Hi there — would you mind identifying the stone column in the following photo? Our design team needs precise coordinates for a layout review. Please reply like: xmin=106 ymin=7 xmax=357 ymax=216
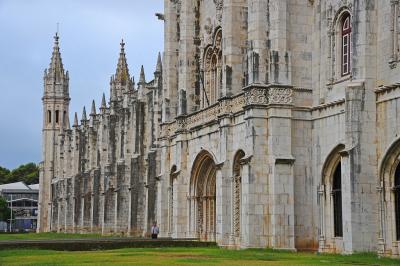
xmin=377 ymin=183 xmax=385 ymax=255
xmin=265 ymin=85 xmax=295 ymax=250
xmin=100 ymin=192 xmax=105 ymax=235
xmin=128 ymin=186 xmax=132 ymax=235
xmin=215 ymin=162 xmax=230 ymax=245
xmin=178 ymin=0 xmax=196 ymax=114
xmin=81 ymin=196 xmax=85 ymax=233
xmin=247 ymin=0 xmax=269 ymax=84
xmin=318 ymin=184 xmax=326 ymax=252
xmin=57 ymin=199 xmax=61 ymax=232
xmin=114 ymin=191 xmax=118 ymax=233
xmin=64 ymin=198 xmax=68 ymax=232
xmin=163 ymin=0 xmax=179 ymax=120
xmin=269 ymin=0 xmax=291 ymax=84
xmin=90 ymin=192 xmax=94 ymax=233
xmin=222 ymin=0 xmax=248 ymax=96
xmin=240 ymin=160 xmax=252 ymax=247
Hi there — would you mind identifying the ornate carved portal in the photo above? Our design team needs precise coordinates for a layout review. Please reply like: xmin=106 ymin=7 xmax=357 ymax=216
xmin=202 ymin=28 xmax=222 ymax=108
xmin=232 ymin=150 xmax=245 ymax=242
xmin=189 ymin=151 xmax=217 ymax=241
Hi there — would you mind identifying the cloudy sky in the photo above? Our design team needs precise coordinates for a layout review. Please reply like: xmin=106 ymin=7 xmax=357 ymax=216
xmin=0 ymin=0 xmax=164 ymax=169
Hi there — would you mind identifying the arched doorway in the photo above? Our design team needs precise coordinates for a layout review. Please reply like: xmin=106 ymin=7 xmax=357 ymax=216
xmin=379 ymin=138 xmax=400 ymax=254
xmin=189 ymin=151 xmax=217 ymax=241
xmin=319 ymin=144 xmax=345 ymax=252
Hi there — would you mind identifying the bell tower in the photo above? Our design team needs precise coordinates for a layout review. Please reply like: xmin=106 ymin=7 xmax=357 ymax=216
xmin=38 ymin=33 xmax=70 ymax=232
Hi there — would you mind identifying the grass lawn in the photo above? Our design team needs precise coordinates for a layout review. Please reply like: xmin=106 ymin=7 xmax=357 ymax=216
xmin=0 ymin=232 xmax=109 ymax=241
xmin=0 ymin=247 xmax=399 ymax=266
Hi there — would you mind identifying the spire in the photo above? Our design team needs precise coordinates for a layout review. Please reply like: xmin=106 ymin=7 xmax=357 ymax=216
xmin=81 ymin=106 xmax=87 ymax=121
xmin=48 ymin=32 xmax=65 ymax=80
xmin=115 ymin=39 xmax=131 ymax=85
xmin=101 ymin=93 xmax=107 ymax=109
xmin=90 ymin=100 xmax=96 ymax=116
xmin=73 ymin=112 xmax=79 ymax=127
xmin=139 ymin=65 xmax=146 ymax=84
xmin=155 ymin=52 xmax=162 ymax=74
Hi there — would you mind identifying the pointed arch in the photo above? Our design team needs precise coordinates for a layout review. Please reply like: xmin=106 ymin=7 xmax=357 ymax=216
xmin=321 ymin=144 xmax=345 ymax=185
xmin=189 ymin=150 xmax=217 ymax=241
xmin=379 ymin=137 xmax=400 ymax=247
xmin=319 ymin=144 xmax=345 ymax=251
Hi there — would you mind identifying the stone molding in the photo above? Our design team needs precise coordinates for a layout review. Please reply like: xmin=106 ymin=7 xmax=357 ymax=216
xmin=375 ymin=83 xmax=400 ymax=104
xmin=160 ymin=85 xmax=294 ymax=138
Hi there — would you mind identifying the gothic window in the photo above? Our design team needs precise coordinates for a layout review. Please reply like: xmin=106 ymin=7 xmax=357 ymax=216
xmin=341 ymin=14 xmax=351 ymax=76
xmin=47 ymin=110 xmax=51 ymax=124
xmin=202 ymin=29 xmax=222 ymax=108
xmin=332 ymin=163 xmax=343 ymax=237
xmin=56 ymin=110 xmax=60 ymax=124
xmin=395 ymin=164 xmax=400 ymax=240
xmin=327 ymin=9 xmax=352 ymax=83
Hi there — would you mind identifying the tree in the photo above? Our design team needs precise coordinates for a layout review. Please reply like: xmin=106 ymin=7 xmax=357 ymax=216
xmin=0 ymin=166 xmax=10 ymax=185
xmin=8 ymin=163 xmax=39 ymax=184
xmin=0 ymin=163 xmax=39 ymax=185
xmin=0 ymin=196 xmax=11 ymax=222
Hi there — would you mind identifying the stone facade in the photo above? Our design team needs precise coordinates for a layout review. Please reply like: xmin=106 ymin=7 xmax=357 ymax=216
xmin=38 ymin=0 xmax=400 ymax=256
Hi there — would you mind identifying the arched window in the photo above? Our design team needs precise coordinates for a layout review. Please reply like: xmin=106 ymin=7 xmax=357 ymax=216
xmin=341 ymin=14 xmax=351 ymax=76
xmin=332 ymin=163 xmax=343 ymax=237
xmin=395 ymin=164 xmax=400 ymax=240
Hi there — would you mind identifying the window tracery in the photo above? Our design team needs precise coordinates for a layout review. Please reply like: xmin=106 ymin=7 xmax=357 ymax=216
xmin=202 ymin=28 xmax=222 ymax=108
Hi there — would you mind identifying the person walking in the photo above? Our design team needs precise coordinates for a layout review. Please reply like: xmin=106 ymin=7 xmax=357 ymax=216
xmin=151 ymin=222 xmax=159 ymax=239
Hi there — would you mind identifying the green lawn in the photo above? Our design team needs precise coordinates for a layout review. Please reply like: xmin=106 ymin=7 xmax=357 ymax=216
xmin=0 ymin=232 xmax=108 ymax=241
xmin=0 ymin=247 xmax=399 ymax=266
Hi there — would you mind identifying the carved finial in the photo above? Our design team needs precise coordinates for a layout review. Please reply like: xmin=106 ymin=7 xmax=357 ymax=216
xmin=115 ymin=40 xmax=130 ymax=85
xmin=48 ymin=32 xmax=65 ymax=80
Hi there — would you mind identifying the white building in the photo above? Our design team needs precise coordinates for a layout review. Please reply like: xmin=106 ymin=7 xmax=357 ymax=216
xmin=0 ymin=182 xmax=39 ymax=232
xmin=38 ymin=0 xmax=400 ymax=256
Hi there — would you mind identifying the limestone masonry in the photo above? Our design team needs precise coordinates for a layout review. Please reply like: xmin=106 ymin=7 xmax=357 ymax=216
xmin=38 ymin=0 xmax=400 ymax=256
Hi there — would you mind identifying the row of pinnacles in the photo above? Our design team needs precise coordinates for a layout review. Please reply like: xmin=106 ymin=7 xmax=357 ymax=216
xmin=39 ymin=33 xmax=162 ymax=236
